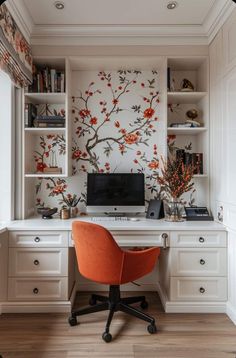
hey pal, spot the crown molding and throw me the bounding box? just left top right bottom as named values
left=6, top=0, right=34, bottom=43
left=6, top=0, right=235, bottom=46
left=204, top=0, right=235, bottom=43
left=30, top=24, right=208, bottom=46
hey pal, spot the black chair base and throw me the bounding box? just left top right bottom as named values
left=68, top=285, right=157, bottom=342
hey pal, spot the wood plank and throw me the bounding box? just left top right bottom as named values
left=0, top=292, right=235, bottom=358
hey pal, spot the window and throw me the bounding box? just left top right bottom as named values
left=0, top=70, right=14, bottom=221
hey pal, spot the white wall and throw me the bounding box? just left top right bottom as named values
left=0, top=71, right=14, bottom=221
left=210, top=8, right=236, bottom=325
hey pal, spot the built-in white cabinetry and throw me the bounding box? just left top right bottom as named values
left=0, top=231, right=8, bottom=302
left=159, top=231, right=227, bottom=311
left=7, top=231, right=75, bottom=302
left=0, top=223, right=228, bottom=314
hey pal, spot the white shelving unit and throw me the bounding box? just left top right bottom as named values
left=21, top=55, right=209, bottom=218
left=167, top=56, right=209, bottom=206
left=23, top=57, right=71, bottom=218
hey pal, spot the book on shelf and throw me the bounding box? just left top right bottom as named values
left=192, top=153, right=203, bottom=174
left=36, top=115, right=65, bottom=121
left=28, top=65, right=65, bottom=93
left=170, top=122, right=200, bottom=128
left=33, top=116, right=65, bottom=128
left=24, top=103, right=37, bottom=127
left=34, top=123, right=65, bottom=128
left=167, top=67, right=170, bottom=91
left=175, top=150, right=203, bottom=174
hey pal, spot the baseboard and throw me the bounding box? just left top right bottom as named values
left=164, top=301, right=226, bottom=313
left=76, top=282, right=158, bottom=292
left=0, top=301, right=72, bottom=314
left=226, top=301, right=236, bottom=325
left=156, top=282, right=227, bottom=313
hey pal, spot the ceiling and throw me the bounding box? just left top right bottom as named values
left=22, top=0, right=216, bottom=26
left=6, top=0, right=235, bottom=45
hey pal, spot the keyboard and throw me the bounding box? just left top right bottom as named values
left=91, top=216, right=128, bottom=222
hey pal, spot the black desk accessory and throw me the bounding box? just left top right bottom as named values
left=185, top=207, right=214, bottom=221
left=146, top=200, right=165, bottom=220
left=37, top=207, right=58, bottom=219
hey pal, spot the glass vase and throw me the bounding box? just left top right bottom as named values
left=164, top=199, right=184, bottom=222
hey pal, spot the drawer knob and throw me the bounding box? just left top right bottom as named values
left=34, top=237, right=40, bottom=243
left=199, top=287, right=205, bottom=294
left=34, top=259, right=40, bottom=266
left=199, top=237, right=205, bottom=243
left=200, top=259, right=205, bottom=265
left=33, top=288, right=39, bottom=294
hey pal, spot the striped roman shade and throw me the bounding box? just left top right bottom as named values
left=0, top=4, right=32, bottom=87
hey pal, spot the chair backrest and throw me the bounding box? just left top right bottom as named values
left=72, top=221, right=125, bottom=285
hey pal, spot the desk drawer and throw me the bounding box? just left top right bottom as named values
left=8, top=277, right=68, bottom=301
left=171, top=248, right=227, bottom=276
left=9, top=231, right=68, bottom=248
left=171, top=231, right=227, bottom=248
left=110, top=231, right=168, bottom=247
left=9, top=248, right=68, bottom=277
left=170, top=277, right=227, bottom=301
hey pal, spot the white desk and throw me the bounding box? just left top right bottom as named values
left=0, top=217, right=227, bottom=315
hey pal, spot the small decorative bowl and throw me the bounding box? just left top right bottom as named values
left=37, top=207, right=58, bottom=219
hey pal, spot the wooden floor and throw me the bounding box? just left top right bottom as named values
left=0, top=292, right=236, bottom=358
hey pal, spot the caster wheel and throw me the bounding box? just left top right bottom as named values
left=68, top=316, right=77, bottom=326
left=89, top=297, right=97, bottom=306
left=147, top=323, right=157, bottom=334
left=102, top=332, right=112, bottom=343
left=140, top=300, right=148, bottom=309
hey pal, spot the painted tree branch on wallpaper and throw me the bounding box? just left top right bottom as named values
left=35, top=70, right=165, bottom=211
left=72, top=70, right=160, bottom=173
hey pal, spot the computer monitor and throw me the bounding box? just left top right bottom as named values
left=86, top=173, right=145, bottom=213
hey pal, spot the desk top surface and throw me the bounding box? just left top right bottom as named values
left=3, top=217, right=226, bottom=232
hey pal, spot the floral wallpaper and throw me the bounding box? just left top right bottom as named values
left=35, top=70, right=165, bottom=212
left=0, top=4, right=32, bottom=86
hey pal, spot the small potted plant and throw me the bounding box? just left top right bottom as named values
left=61, top=194, right=80, bottom=218
left=157, top=157, right=195, bottom=221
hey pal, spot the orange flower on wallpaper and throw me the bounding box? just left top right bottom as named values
left=124, top=133, right=139, bottom=145
left=90, top=117, right=98, bottom=125
left=144, top=108, right=155, bottom=119
left=79, top=109, right=91, bottom=118
left=148, top=160, right=159, bottom=170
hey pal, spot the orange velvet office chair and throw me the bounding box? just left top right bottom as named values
left=69, top=221, right=161, bottom=342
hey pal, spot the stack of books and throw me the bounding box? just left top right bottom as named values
left=176, top=149, right=203, bottom=174
left=170, top=122, right=200, bottom=128
left=24, top=103, right=37, bottom=127
left=28, top=65, right=65, bottom=93
left=33, top=115, right=65, bottom=128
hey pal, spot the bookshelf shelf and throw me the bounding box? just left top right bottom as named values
left=25, top=92, right=66, bottom=104
left=24, top=128, right=66, bottom=135
left=25, top=174, right=66, bottom=178
left=167, top=92, right=207, bottom=104
left=167, top=127, right=207, bottom=135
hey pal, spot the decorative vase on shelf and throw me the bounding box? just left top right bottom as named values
left=164, top=198, right=184, bottom=222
